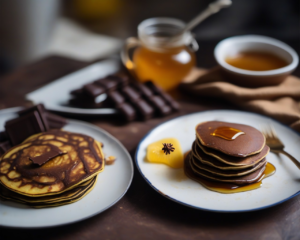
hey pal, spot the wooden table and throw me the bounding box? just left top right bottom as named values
left=1, top=40, right=300, bottom=239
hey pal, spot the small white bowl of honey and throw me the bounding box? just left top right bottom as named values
left=214, top=35, right=299, bottom=87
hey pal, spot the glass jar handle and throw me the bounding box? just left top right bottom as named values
left=121, top=37, right=140, bottom=76
left=189, top=38, right=199, bottom=52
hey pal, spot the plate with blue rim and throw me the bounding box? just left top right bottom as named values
left=135, top=110, right=300, bottom=212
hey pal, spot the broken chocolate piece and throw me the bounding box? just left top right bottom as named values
left=45, top=112, right=68, bottom=129
left=94, top=78, right=118, bottom=91
left=83, top=83, right=106, bottom=98
left=5, top=111, right=46, bottom=145
left=107, top=75, right=129, bottom=87
left=29, top=145, right=65, bottom=166
left=18, top=104, right=49, bottom=130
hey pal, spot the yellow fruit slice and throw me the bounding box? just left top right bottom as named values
left=146, top=138, right=183, bottom=168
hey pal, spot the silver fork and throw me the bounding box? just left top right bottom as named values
left=261, top=126, right=300, bottom=170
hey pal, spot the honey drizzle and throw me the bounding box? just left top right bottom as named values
left=210, top=126, right=245, bottom=140
left=195, top=162, right=276, bottom=194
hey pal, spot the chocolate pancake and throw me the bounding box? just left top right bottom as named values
left=186, top=153, right=266, bottom=185
left=195, top=140, right=269, bottom=167
left=191, top=154, right=267, bottom=177
left=196, top=121, right=265, bottom=157
left=184, top=154, right=264, bottom=193
left=0, top=129, right=105, bottom=197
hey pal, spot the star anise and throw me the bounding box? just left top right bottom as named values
left=162, top=143, right=175, bottom=155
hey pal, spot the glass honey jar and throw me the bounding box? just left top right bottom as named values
left=121, top=18, right=198, bottom=91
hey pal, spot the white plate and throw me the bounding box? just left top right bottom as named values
left=26, top=59, right=120, bottom=115
left=135, top=110, right=300, bottom=212
left=0, top=111, right=134, bottom=228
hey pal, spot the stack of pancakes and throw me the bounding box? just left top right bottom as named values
left=0, top=129, right=105, bottom=208
left=185, top=121, right=269, bottom=188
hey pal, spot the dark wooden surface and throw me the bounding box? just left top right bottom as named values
left=0, top=43, right=300, bottom=240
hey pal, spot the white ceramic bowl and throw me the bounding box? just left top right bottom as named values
left=214, top=35, right=299, bottom=87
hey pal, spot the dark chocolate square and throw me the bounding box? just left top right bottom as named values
left=108, top=91, right=125, bottom=107
left=5, top=111, right=46, bottom=145
left=122, top=86, right=140, bottom=101
left=107, top=74, right=129, bottom=87
left=150, top=96, right=172, bottom=116
left=18, top=104, right=49, bottom=131
left=44, top=112, right=68, bottom=129
left=83, top=83, right=106, bottom=98
left=133, top=99, right=154, bottom=120
left=94, top=78, right=118, bottom=91
left=133, top=83, right=153, bottom=98
left=118, top=103, right=136, bottom=122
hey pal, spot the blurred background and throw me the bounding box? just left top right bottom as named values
left=0, top=0, right=299, bottom=75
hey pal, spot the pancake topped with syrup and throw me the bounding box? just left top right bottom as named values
left=0, top=129, right=105, bottom=197
left=196, top=121, right=265, bottom=157
left=184, top=120, right=274, bottom=193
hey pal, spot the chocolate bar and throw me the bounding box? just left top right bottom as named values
left=145, top=81, right=180, bottom=111
left=133, top=99, right=154, bottom=120
left=45, top=112, right=68, bottom=129
left=149, top=96, right=172, bottom=116
left=107, top=91, right=125, bottom=107
left=118, top=103, right=136, bottom=121
left=133, top=83, right=153, bottom=98
left=4, top=104, right=67, bottom=147
left=83, top=83, right=106, bottom=98
left=5, top=111, right=46, bottom=145
left=122, top=86, right=140, bottom=101
left=107, top=74, right=129, bottom=87
left=69, top=74, right=180, bottom=122
left=94, top=78, right=118, bottom=92
left=18, top=104, right=49, bottom=131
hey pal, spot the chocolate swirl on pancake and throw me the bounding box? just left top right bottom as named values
left=0, top=129, right=104, bottom=197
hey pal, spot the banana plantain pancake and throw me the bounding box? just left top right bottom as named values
left=32, top=177, right=97, bottom=208
left=0, top=176, right=96, bottom=204
left=196, top=121, right=265, bottom=157
left=0, top=176, right=98, bottom=208
left=0, top=129, right=105, bottom=197
left=186, top=153, right=266, bottom=185
left=194, top=140, right=269, bottom=168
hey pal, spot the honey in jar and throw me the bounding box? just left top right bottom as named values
left=133, top=44, right=196, bottom=91
left=122, top=18, right=198, bottom=91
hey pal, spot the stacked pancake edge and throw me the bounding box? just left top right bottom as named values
left=185, top=121, right=270, bottom=189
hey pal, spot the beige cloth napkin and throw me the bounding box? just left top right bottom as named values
left=181, top=67, right=300, bottom=133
